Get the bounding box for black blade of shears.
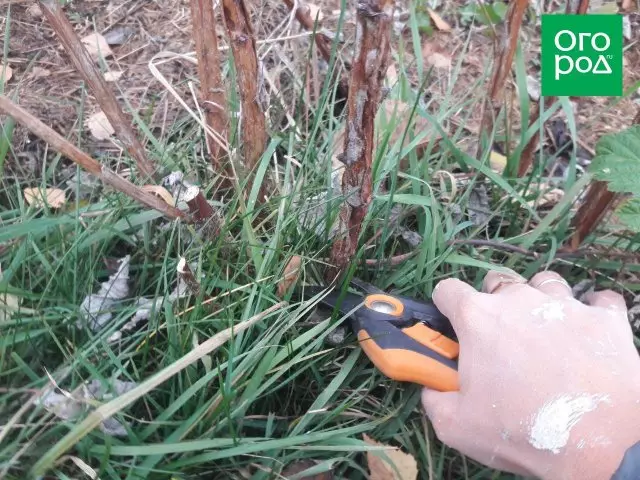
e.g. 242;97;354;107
297;285;364;316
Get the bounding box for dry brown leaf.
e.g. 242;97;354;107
277;256;302;297
81;33;113;62
103;70;124;82
24;187;66;208
422;43;451;69
86;111;115;140
27;3;42;17
31;66;51;78
305;3;323;22
489;150;507;174
141;185;175;206
363;434;418;480
426;52;451;69
1;65;12;84
527;187;565;208
427;8;451;32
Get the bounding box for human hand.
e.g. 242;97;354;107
422;270;640;480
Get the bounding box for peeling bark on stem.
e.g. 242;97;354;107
189;0;229;170
221;0;268;176
326;0;393;282
39;0;158;181
0;96;185;220
477;0;528;158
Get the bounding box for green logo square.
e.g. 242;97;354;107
541;14;623;96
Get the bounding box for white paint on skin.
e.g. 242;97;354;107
529;394;610;454
530;302;565;326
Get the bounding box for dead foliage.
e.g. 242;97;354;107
0;96;184;220
39;0;158;181
327;0;394;282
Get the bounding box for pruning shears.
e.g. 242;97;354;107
298;279;460;392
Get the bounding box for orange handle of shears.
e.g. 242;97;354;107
355;294;460;392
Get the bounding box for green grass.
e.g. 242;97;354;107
1;5;639;480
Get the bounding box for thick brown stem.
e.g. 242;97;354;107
0;96;185;220
221;0;267;175
518;96;556;177
281;0;349;99
326;0;393;282
477;0;528;157
568;108;639;249
39;0;158;181
189;0;229;170
577;0;590;14
183;185;221;237
569;183;618;250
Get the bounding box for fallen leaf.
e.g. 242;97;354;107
0;64;12;84
23;187;66;208
103;70;124;82
468;184;490;226
79;255;130;331
427;52;451;68
427;8;451;32
31;66;51;78
86;111;115;140
526;75;541;101
141;185;175;206
363;434;418;480
0;291;20;323
103;26;136;45
81;33;113;62
27;3;42;17
489;150;507;174
527;187;564;208
277;255;302;297
305;3;323;22
38;378;136;437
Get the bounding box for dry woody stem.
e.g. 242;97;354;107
189;0;229;168
0;96;184;220
478;0;528;156
39;0;158;181
327;0;393;281
221;0;268;174
183;185;221;237
568;109;639;249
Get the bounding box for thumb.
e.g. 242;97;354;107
422;388;462;447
